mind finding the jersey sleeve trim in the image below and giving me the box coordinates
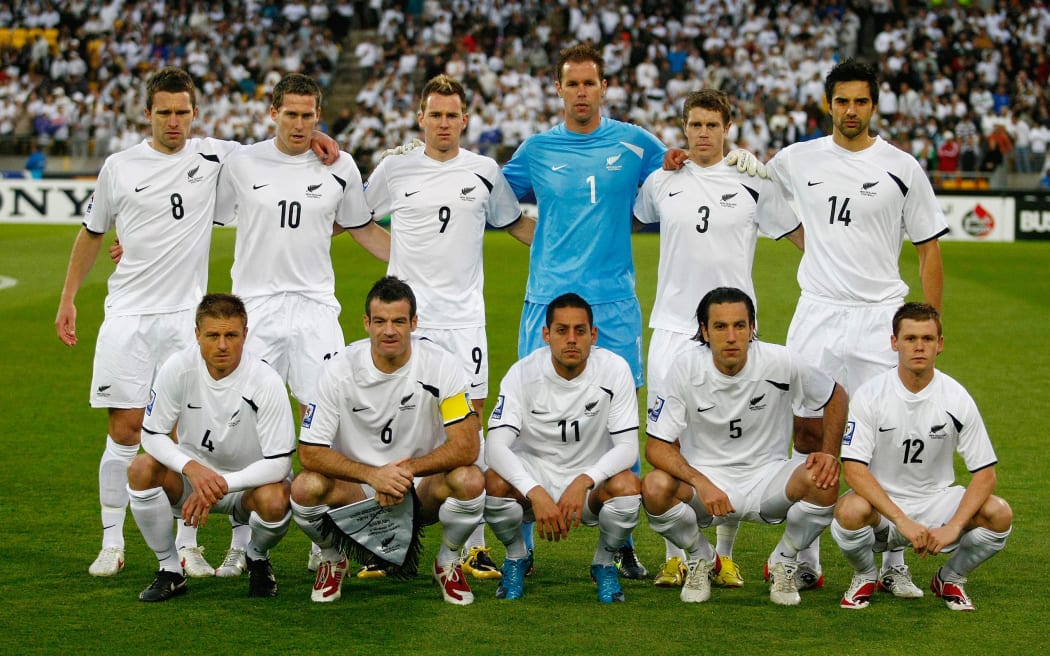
[646,431,677,444]
[841,456,870,466]
[83,223,105,235]
[346,216,375,230]
[913,226,949,245]
[968,460,997,475]
[610,426,639,436]
[773,222,802,241]
[816,384,836,411]
[264,449,297,459]
[298,440,332,448]
[488,423,521,434]
[496,211,526,229]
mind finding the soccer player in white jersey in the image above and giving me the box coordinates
[635,89,803,589]
[832,303,1012,611]
[127,294,297,601]
[290,277,485,606]
[363,74,532,580]
[764,58,949,592]
[643,287,847,606]
[484,293,641,603]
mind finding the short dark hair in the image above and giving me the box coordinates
[556,44,604,83]
[272,73,322,112]
[146,67,196,110]
[682,89,732,126]
[545,292,593,328]
[694,287,756,345]
[892,302,942,336]
[365,276,416,318]
[825,58,879,106]
[419,74,467,113]
[196,293,247,329]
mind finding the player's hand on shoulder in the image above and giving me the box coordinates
[663,148,688,171]
[378,138,423,162]
[725,148,768,179]
[310,130,341,166]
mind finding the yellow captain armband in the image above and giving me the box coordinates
[440,391,472,424]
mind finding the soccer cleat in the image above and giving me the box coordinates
[878,564,924,598]
[712,555,744,588]
[524,548,535,577]
[614,544,648,580]
[311,557,348,603]
[840,573,877,610]
[680,557,719,603]
[307,543,322,572]
[461,546,502,580]
[178,546,215,578]
[496,557,527,600]
[795,562,825,590]
[89,547,125,576]
[433,559,474,606]
[591,564,625,603]
[247,556,278,597]
[931,569,975,611]
[356,554,396,578]
[768,561,801,606]
[215,548,247,577]
[653,556,688,588]
[139,570,188,602]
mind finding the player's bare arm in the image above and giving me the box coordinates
[915,239,944,312]
[310,130,340,165]
[842,460,930,554]
[784,224,805,251]
[55,227,106,346]
[298,443,413,503]
[807,383,847,489]
[504,214,535,246]
[527,485,569,542]
[926,466,998,555]
[404,412,480,478]
[345,221,391,262]
[646,437,734,516]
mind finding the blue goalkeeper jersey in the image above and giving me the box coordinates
[503,117,666,305]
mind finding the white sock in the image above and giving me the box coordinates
[290,499,332,549]
[595,495,640,566]
[716,522,739,559]
[880,547,906,572]
[464,523,486,552]
[99,436,137,549]
[437,494,484,565]
[772,501,834,562]
[647,502,715,563]
[946,526,1011,577]
[664,538,686,561]
[485,496,526,559]
[247,510,291,561]
[174,522,198,551]
[128,485,179,572]
[830,520,877,577]
[230,516,251,550]
[797,537,821,569]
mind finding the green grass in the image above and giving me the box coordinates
[0,225,1047,655]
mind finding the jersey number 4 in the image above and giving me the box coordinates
[826,196,852,226]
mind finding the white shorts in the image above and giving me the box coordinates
[90,310,195,408]
[787,294,898,417]
[245,294,344,404]
[646,328,695,408]
[885,486,968,551]
[415,325,489,401]
[175,472,293,524]
[698,456,801,525]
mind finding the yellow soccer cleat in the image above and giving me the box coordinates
[460,546,502,580]
[712,555,744,588]
[653,556,688,587]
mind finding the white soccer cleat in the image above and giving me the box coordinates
[879,564,924,598]
[680,558,716,603]
[178,546,215,578]
[307,543,323,573]
[311,557,349,603]
[840,573,877,610]
[768,561,801,606]
[433,558,474,606]
[215,547,247,578]
[89,547,125,576]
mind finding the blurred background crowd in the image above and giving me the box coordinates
[1,0,1048,187]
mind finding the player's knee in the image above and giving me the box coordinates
[484,468,513,497]
[107,409,144,444]
[252,483,291,521]
[448,464,485,498]
[126,453,164,490]
[833,491,872,529]
[604,470,642,497]
[640,469,676,507]
[290,470,330,505]
[981,495,1013,532]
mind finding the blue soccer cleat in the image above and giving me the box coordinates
[591,564,625,603]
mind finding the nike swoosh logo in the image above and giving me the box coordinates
[807,181,823,186]
[551,164,568,171]
[530,409,548,415]
[352,406,369,412]
[253,184,269,190]
[102,524,118,530]
[697,405,715,413]
[669,191,683,197]
[404,190,421,197]
[187,403,202,409]
[878,427,895,432]
[134,185,150,192]
[469,383,483,388]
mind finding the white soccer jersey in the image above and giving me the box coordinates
[85,137,239,317]
[299,336,474,465]
[765,136,948,304]
[647,340,835,469]
[635,160,799,335]
[842,368,997,500]
[364,148,521,328]
[142,346,296,477]
[487,347,640,494]
[216,140,369,311]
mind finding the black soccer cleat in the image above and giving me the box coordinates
[139,570,188,602]
[247,556,278,597]
[615,544,649,580]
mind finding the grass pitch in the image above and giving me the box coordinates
[0,225,1046,655]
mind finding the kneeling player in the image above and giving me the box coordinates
[832,303,1012,611]
[643,287,847,605]
[128,294,296,601]
[484,293,642,603]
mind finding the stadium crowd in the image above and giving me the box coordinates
[1,0,1049,180]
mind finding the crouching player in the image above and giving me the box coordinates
[832,303,1012,611]
[484,293,642,603]
[127,293,296,601]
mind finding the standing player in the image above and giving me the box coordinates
[635,89,803,588]
[764,59,948,591]
[832,303,1011,611]
[290,276,485,606]
[484,293,641,603]
[127,294,296,601]
[363,74,532,580]
[643,287,846,606]
[501,43,666,578]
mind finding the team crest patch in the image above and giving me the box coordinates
[146,388,156,415]
[842,421,855,446]
[648,396,666,423]
[491,394,505,420]
[302,403,317,429]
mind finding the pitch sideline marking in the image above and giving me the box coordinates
[0,275,18,290]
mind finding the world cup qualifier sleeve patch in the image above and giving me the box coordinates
[648,396,666,423]
[491,394,505,420]
[302,403,316,429]
[842,421,856,446]
[146,388,156,415]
